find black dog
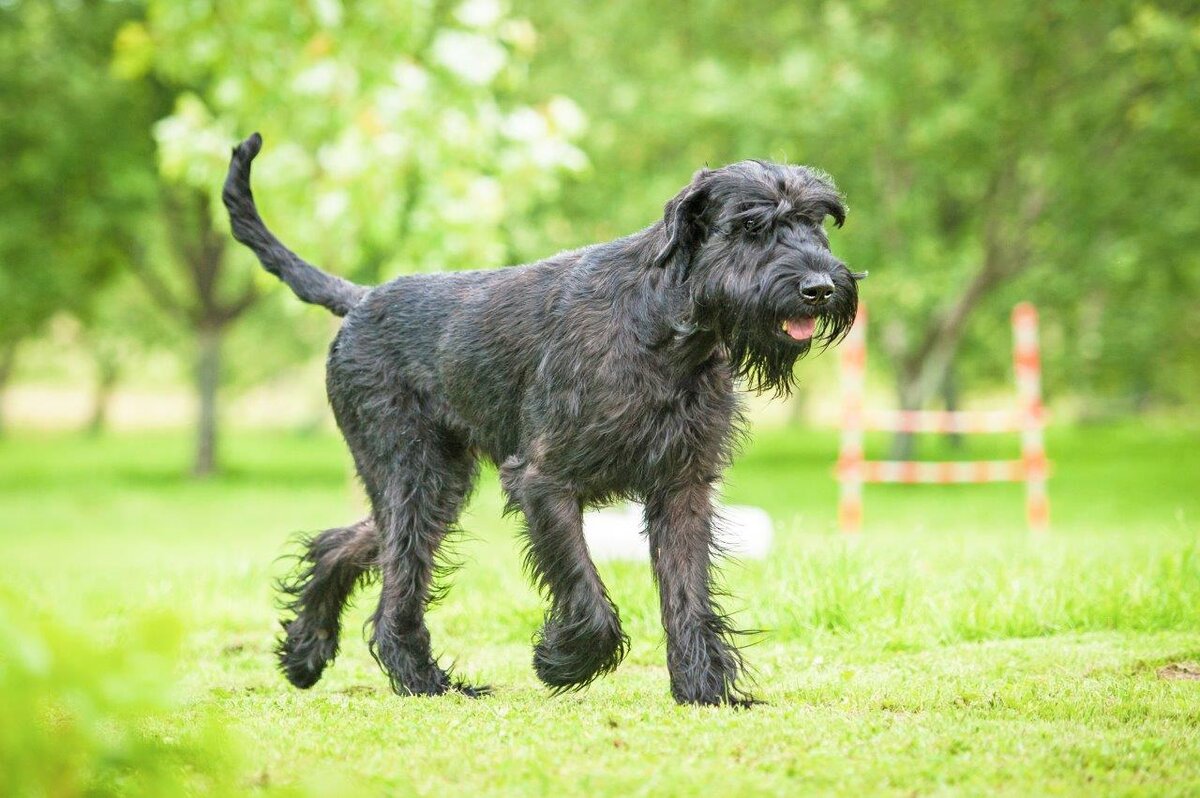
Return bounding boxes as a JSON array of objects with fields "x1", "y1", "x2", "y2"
[{"x1": 222, "y1": 133, "x2": 861, "y2": 706}]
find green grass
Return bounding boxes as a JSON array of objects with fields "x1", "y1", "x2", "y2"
[{"x1": 1, "y1": 422, "x2": 1198, "y2": 796}]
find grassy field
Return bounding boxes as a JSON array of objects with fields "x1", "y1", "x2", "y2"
[{"x1": 1, "y1": 422, "x2": 1198, "y2": 796}]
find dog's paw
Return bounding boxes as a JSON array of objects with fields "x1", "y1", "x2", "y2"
[
  {"x1": 667, "y1": 633, "x2": 755, "y2": 707},
  {"x1": 276, "y1": 620, "x2": 337, "y2": 689},
  {"x1": 673, "y1": 686, "x2": 760, "y2": 708},
  {"x1": 533, "y1": 605, "x2": 629, "y2": 691},
  {"x1": 669, "y1": 666, "x2": 758, "y2": 708},
  {"x1": 671, "y1": 672, "x2": 758, "y2": 706},
  {"x1": 374, "y1": 648, "x2": 489, "y2": 698}
]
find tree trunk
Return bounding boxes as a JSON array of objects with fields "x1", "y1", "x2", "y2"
[
  {"x1": 887, "y1": 257, "x2": 1005, "y2": 458},
  {"x1": 193, "y1": 326, "x2": 222, "y2": 477},
  {"x1": 941, "y1": 366, "x2": 963, "y2": 450},
  {"x1": 0, "y1": 340, "x2": 17, "y2": 437},
  {"x1": 889, "y1": 370, "x2": 922, "y2": 460},
  {"x1": 134, "y1": 185, "x2": 259, "y2": 478},
  {"x1": 885, "y1": 169, "x2": 1046, "y2": 457},
  {"x1": 87, "y1": 355, "x2": 119, "y2": 437}
]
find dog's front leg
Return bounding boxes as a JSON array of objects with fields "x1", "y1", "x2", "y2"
[
  {"x1": 645, "y1": 481, "x2": 752, "y2": 706},
  {"x1": 501, "y1": 456, "x2": 628, "y2": 691}
]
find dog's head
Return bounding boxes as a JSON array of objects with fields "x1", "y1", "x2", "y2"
[{"x1": 654, "y1": 160, "x2": 862, "y2": 394}]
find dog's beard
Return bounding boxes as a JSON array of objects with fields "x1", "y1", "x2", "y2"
[
  {"x1": 704, "y1": 276, "x2": 858, "y2": 396},
  {"x1": 726, "y1": 330, "x2": 808, "y2": 395},
  {"x1": 725, "y1": 315, "x2": 852, "y2": 395}
]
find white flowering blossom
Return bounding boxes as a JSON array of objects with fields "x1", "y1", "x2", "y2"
[
  {"x1": 317, "y1": 132, "x2": 371, "y2": 180},
  {"x1": 310, "y1": 0, "x2": 343, "y2": 28},
  {"x1": 153, "y1": 94, "x2": 235, "y2": 188},
  {"x1": 454, "y1": 0, "x2": 503, "y2": 29},
  {"x1": 392, "y1": 61, "x2": 430, "y2": 92},
  {"x1": 374, "y1": 62, "x2": 431, "y2": 121},
  {"x1": 501, "y1": 107, "x2": 549, "y2": 142},
  {"x1": 315, "y1": 189, "x2": 350, "y2": 224},
  {"x1": 291, "y1": 60, "x2": 337, "y2": 96},
  {"x1": 498, "y1": 19, "x2": 537, "y2": 53},
  {"x1": 431, "y1": 30, "x2": 507, "y2": 85},
  {"x1": 291, "y1": 59, "x2": 357, "y2": 97},
  {"x1": 375, "y1": 131, "x2": 409, "y2": 160},
  {"x1": 145, "y1": 1, "x2": 589, "y2": 279},
  {"x1": 499, "y1": 102, "x2": 589, "y2": 174},
  {"x1": 546, "y1": 96, "x2": 587, "y2": 138}
]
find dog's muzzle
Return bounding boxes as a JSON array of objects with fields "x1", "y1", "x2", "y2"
[{"x1": 776, "y1": 270, "x2": 837, "y2": 342}]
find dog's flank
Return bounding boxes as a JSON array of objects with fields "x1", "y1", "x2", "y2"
[
  {"x1": 221, "y1": 132, "x2": 367, "y2": 317},
  {"x1": 226, "y1": 134, "x2": 859, "y2": 706}
]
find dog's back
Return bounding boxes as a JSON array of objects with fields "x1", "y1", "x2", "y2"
[{"x1": 326, "y1": 255, "x2": 574, "y2": 461}]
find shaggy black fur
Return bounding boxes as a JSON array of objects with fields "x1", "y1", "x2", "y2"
[{"x1": 223, "y1": 133, "x2": 862, "y2": 706}]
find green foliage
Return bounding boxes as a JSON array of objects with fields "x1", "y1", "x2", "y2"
[
  {"x1": 1, "y1": 0, "x2": 1198, "y2": 420},
  {"x1": 1030, "y1": 3, "x2": 1200, "y2": 408},
  {"x1": 85, "y1": 0, "x2": 597, "y2": 461},
  {"x1": 126, "y1": 0, "x2": 587, "y2": 281},
  {"x1": 0, "y1": 594, "x2": 235, "y2": 797},
  {"x1": 0, "y1": 0, "x2": 158, "y2": 346}
]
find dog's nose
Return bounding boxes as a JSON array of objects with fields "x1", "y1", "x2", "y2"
[{"x1": 799, "y1": 274, "x2": 835, "y2": 305}]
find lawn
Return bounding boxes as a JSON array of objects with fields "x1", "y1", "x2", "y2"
[{"x1": 1, "y1": 421, "x2": 1198, "y2": 796}]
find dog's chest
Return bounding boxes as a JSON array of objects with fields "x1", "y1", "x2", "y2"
[{"x1": 544, "y1": 356, "x2": 737, "y2": 492}]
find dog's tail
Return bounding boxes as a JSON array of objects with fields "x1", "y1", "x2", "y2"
[{"x1": 222, "y1": 133, "x2": 368, "y2": 317}]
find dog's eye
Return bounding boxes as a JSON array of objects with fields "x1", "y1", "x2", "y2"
[{"x1": 742, "y1": 219, "x2": 761, "y2": 235}]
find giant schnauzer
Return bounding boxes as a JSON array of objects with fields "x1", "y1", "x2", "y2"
[{"x1": 222, "y1": 133, "x2": 861, "y2": 706}]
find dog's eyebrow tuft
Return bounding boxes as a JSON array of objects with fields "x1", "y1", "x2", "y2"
[
  {"x1": 821, "y1": 197, "x2": 847, "y2": 228},
  {"x1": 796, "y1": 188, "x2": 847, "y2": 228}
]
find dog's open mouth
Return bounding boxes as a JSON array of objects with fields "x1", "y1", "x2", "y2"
[{"x1": 780, "y1": 317, "x2": 817, "y2": 342}]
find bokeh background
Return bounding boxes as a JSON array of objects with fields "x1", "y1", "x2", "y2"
[{"x1": 1, "y1": 1, "x2": 1198, "y2": 796}]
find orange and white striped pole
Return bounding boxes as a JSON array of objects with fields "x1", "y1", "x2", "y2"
[
  {"x1": 1012, "y1": 302, "x2": 1049, "y2": 533},
  {"x1": 838, "y1": 304, "x2": 867, "y2": 534}
]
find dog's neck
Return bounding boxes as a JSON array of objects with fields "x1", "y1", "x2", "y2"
[
  {"x1": 656, "y1": 278, "x2": 726, "y2": 378},
  {"x1": 678, "y1": 331, "x2": 729, "y2": 385}
]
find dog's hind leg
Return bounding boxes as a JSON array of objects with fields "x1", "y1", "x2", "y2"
[
  {"x1": 276, "y1": 518, "x2": 378, "y2": 688},
  {"x1": 501, "y1": 456, "x2": 629, "y2": 691},
  {"x1": 351, "y1": 416, "x2": 483, "y2": 697},
  {"x1": 645, "y1": 481, "x2": 753, "y2": 706}
]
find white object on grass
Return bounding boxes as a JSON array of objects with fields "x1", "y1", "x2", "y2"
[{"x1": 582, "y1": 502, "x2": 773, "y2": 562}]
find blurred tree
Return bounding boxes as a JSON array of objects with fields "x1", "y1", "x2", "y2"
[
  {"x1": 114, "y1": 0, "x2": 587, "y2": 474},
  {"x1": 119, "y1": 182, "x2": 260, "y2": 475},
  {"x1": 4, "y1": 0, "x2": 1194, "y2": 449},
  {"x1": 0, "y1": 0, "x2": 157, "y2": 435},
  {"x1": 76, "y1": 273, "x2": 181, "y2": 436},
  {"x1": 1024, "y1": 3, "x2": 1200, "y2": 415},
  {"x1": 0, "y1": 343, "x2": 15, "y2": 437}
]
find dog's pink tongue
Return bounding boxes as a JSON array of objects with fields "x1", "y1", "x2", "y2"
[{"x1": 786, "y1": 318, "x2": 817, "y2": 341}]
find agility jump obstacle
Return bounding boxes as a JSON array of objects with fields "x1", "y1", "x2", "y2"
[{"x1": 836, "y1": 303, "x2": 1048, "y2": 534}]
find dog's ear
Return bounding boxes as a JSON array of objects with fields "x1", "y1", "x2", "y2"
[{"x1": 654, "y1": 168, "x2": 715, "y2": 269}]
